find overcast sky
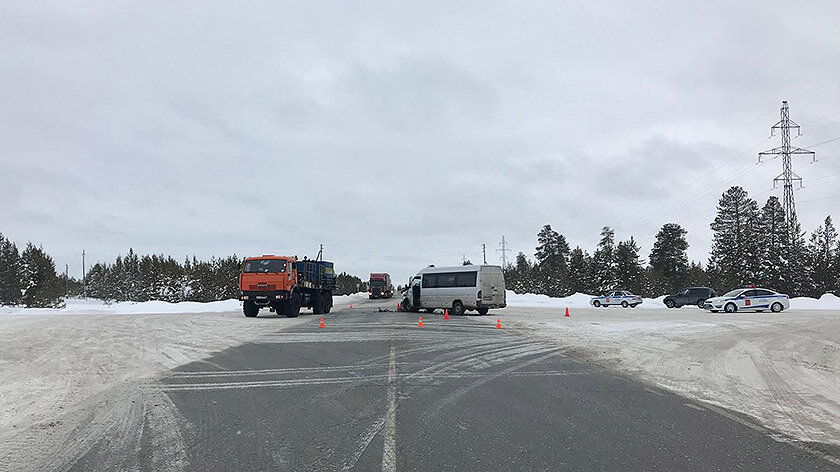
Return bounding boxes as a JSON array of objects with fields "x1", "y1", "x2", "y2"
[{"x1": 2, "y1": 1, "x2": 839, "y2": 286}]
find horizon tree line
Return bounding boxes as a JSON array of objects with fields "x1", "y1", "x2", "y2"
[
  {"x1": 504, "y1": 186, "x2": 838, "y2": 298},
  {"x1": 2, "y1": 186, "x2": 838, "y2": 308}
]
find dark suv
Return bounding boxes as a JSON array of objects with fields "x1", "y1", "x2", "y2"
[{"x1": 663, "y1": 287, "x2": 716, "y2": 308}]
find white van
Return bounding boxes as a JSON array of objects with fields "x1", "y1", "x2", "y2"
[{"x1": 400, "y1": 265, "x2": 506, "y2": 316}]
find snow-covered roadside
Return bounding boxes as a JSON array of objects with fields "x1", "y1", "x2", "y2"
[
  {"x1": 489, "y1": 303, "x2": 840, "y2": 447},
  {"x1": 0, "y1": 293, "x2": 367, "y2": 471},
  {"x1": 0, "y1": 292, "x2": 369, "y2": 316},
  {"x1": 505, "y1": 290, "x2": 840, "y2": 310}
]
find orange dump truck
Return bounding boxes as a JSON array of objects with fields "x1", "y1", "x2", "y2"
[{"x1": 239, "y1": 255, "x2": 335, "y2": 318}]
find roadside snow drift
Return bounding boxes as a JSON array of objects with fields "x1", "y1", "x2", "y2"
[{"x1": 506, "y1": 290, "x2": 840, "y2": 310}]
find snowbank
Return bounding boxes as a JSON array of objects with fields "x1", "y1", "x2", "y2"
[
  {"x1": 0, "y1": 292, "x2": 370, "y2": 316},
  {"x1": 790, "y1": 293, "x2": 840, "y2": 310},
  {"x1": 505, "y1": 290, "x2": 840, "y2": 311}
]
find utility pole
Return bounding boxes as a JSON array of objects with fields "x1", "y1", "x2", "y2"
[
  {"x1": 81, "y1": 249, "x2": 86, "y2": 298},
  {"x1": 317, "y1": 244, "x2": 323, "y2": 261},
  {"x1": 759, "y1": 100, "x2": 815, "y2": 234},
  {"x1": 482, "y1": 244, "x2": 487, "y2": 264},
  {"x1": 65, "y1": 264, "x2": 69, "y2": 297},
  {"x1": 496, "y1": 235, "x2": 511, "y2": 269}
]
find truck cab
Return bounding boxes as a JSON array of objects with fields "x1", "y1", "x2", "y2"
[{"x1": 368, "y1": 273, "x2": 393, "y2": 299}]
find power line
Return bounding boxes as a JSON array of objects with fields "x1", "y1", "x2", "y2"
[
  {"x1": 798, "y1": 193, "x2": 840, "y2": 204},
  {"x1": 804, "y1": 135, "x2": 840, "y2": 148},
  {"x1": 610, "y1": 136, "x2": 771, "y2": 231}
]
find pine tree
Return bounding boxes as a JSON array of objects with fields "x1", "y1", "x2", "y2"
[
  {"x1": 85, "y1": 262, "x2": 109, "y2": 301},
  {"x1": 0, "y1": 234, "x2": 23, "y2": 305},
  {"x1": 708, "y1": 186, "x2": 760, "y2": 292},
  {"x1": 19, "y1": 243, "x2": 64, "y2": 308},
  {"x1": 642, "y1": 267, "x2": 668, "y2": 298},
  {"x1": 335, "y1": 272, "x2": 365, "y2": 295},
  {"x1": 755, "y1": 197, "x2": 792, "y2": 292},
  {"x1": 685, "y1": 261, "x2": 710, "y2": 288},
  {"x1": 615, "y1": 237, "x2": 644, "y2": 294},
  {"x1": 504, "y1": 252, "x2": 536, "y2": 294},
  {"x1": 214, "y1": 255, "x2": 242, "y2": 300},
  {"x1": 649, "y1": 223, "x2": 689, "y2": 294},
  {"x1": 808, "y1": 215, "x2": 838, "y2": 297},
  {"x1": 534, "y1": 225, "x2": 571, "y2": 297},
  {"x1": 568, "y1": 246, "x2": 593, "y2": 294},
  {"x1": 122, "y1": 248, "x2": 141, "y2": 301},
  {"x1": 592, "y1": 226, "x2": 618, "y2": 293}
]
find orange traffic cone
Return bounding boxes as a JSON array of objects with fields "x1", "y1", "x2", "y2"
[
  {"x1": 444, "y1": 309, "x2": 449, "y2": 320},
  {"x1": 349, "y1": 304, "x2": 353, "y2": 309},
  {"x1": 564, "y1": 307, "x2": 570, "y2": 318},
  {"x1": 495, "y1": 318, "x2": 502, "y2": 329},
  {"x1": 397, "y1": 303, "x2": 400, "y2": 312},
  {"x1": 417, "y1": 316, "x2": 424, "y2": 328},
  {"x1": 319, "y1": 317, "x2": 325, "y2": 328}
]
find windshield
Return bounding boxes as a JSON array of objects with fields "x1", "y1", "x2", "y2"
[
  {"x1": 370, "y1": 280, "x2": 386, "y2": 287},
  {"x1": 722, "y1": 289, "x2": 746, "y2": 298},
  {"x1": 243, "y1": 259, "x2": 286, "y2": 273}
]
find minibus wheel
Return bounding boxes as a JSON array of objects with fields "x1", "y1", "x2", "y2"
[{"x1": 452, "y1": 301, "x2": 465, "y2": 316}]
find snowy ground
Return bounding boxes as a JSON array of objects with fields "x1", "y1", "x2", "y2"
[
  {"x1": 493, "y1": 291, "x2": 840, "y2": 447},
  {"x1": 0, "y1": 294, "x2": 367, "y2": 472}
]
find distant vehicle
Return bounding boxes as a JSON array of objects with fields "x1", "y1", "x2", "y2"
[
  {"x1": 703, "y1": 287, "x2": 789, "y2": 313},
  {"x1": 663, "y1": 287, "x2": 717, "y2": 308},
  {"x1": 590, "y1": 290, "x2": 642, "y2": 308},
  {"x1": 368, "y1": 273, "x2": 393, "y2": 299},
  {"x1": 400, "y1": 265, "x2": 506, "y2": 316},
  {"x1": 239, "y1": 255, "x2": 335, "y2": 318}
]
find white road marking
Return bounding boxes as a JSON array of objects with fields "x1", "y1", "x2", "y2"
[{"x1": 381, "y1": 346, "x2": 397, "y2": 472}]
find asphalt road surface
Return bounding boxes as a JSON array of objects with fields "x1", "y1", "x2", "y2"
[{"x1": 69, "y1": 297, "x2": 840, "y2": 471}]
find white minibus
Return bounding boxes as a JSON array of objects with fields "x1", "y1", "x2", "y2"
[{"x1": 400, "y1": 265, "x2": 506, "y2": 316}]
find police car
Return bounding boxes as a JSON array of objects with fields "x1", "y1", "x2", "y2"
[
  {"x1": 590, "y1": 290, "x2": 642, "y2": 308},
  {"x1": 703, "y1": 287, "x2": 790, "y2": 313}
]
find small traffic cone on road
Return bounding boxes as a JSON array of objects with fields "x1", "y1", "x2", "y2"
[
  {"x1": 349, "y1": 304, "x2": 353, "y2": 309},
  {"x1": 444, "y1": 309, "x2": 449, "y2": 320},
  {"x1": 417, "y1": 316, "x2": 424, "y2": 328},
  {"x1": 396, "y1": 302, "x2": 401, "y2": 312},
  {"x1": 495, "y1": 318, "x2": 502, "y2": 329},
  {"x1": 319, "y1": 317, "x2": 325, "y2": 328},
  {"x1": 564, "y1": 307, "x2": 570, "y2": 318}
]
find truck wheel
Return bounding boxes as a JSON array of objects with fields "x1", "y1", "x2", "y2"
[
  {"x1": 313, "y1": 294, "x2": 324, "y2": 315},
  {"x1": 452, "y1": 301, "x2": 465, "y2": 316},
  {"x1": 243, "y1": 301, "x2": 258, "y2": 318},
  {"x1": 324, "y1": 293, "x2": 332, "y2": 314},
  {"x1": 477, "y1": 307, "x2": 489, "y2": 316},
  {"x1": 286, "y1": 294, "x2": 301, "y2": 318}
]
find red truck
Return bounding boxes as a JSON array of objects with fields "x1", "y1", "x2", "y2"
[
  {"x1": 239, "y1": 255, "x2": 335, "y2": 318},
  {"x1": 368, "y1": 273, "x2": 393, "y2": 299}
]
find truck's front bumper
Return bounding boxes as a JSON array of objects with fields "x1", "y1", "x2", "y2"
[{"x1": 241, "y1": 291, "x2": 288, "y2": 305}]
